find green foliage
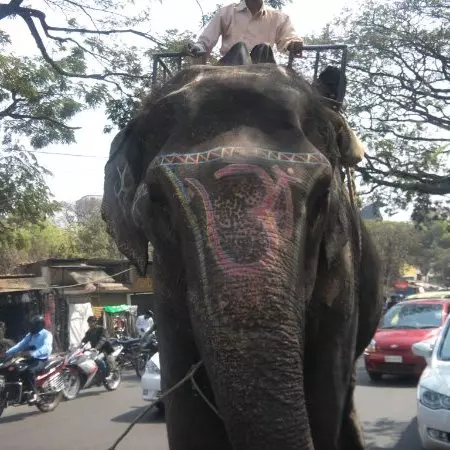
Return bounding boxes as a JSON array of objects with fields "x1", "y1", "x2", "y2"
[
  {"x1": 105, "y1": 29, "x2": 200, "y2": 130},
  {"x1": 57, "y1": 196, "x2": 123, "y2": 260},
  {"x1": 0, "y1": 196, "x2": 123, "y2": 273},
  {"x1": 0, "y1": 147, "x2": 59, "y2": 229},
  {"x1": 0, "y1": 0, "x2": 154, "y2": 226},
  {"x1": 0, "y1": 221, "x2": 79, "y2": 274},
  {"x1": 310, "y1": 0, "x2": 449, "y2": 207},
  {"x1": 365, "y1": 219, "x2": 450, "y2": 287},
  {"x1": 365, "y1": 221, "x2": 419, "y2": 285}
]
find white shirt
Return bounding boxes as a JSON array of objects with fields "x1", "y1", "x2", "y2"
[
  {"x1": 197, "y1": 1, "x2": 302, "y2": 56},
  {"x1": 136, "y1": 316, "x2": 154, "y2": 338}
]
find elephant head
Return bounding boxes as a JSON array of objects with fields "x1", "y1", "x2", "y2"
[{"x1": 102, "y1": 62, "x2": 374, "y2": 450}]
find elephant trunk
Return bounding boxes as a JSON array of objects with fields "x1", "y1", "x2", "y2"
[{"x1": 188, "y1": 265, "x2": 314, "y2": 450}]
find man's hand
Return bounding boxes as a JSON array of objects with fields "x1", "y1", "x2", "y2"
[
  {"x1": 287, "y1": 40, "x2": 303, "y2": 57},
  {"x1": 186, "y1": 41, "x2": 206, "y2": 57}
]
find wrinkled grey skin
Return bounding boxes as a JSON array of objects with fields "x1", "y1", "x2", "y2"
[{"x1": 102, "y1": 63, "x2": 383, "y2": 450}]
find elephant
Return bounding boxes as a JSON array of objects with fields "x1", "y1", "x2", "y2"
[{"x1": 101, "y1": 49, "x2": 383, "y2": 450}]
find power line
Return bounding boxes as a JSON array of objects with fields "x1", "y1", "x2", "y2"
[{"x1": 24, "y1": 150, "x2": 108, "y2": 159}]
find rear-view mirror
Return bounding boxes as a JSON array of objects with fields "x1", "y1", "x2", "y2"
[{"x1": 412, "y1": 341, "x2": 434, "y2": 359}]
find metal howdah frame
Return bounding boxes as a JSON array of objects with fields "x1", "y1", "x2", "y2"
[{"x1": 151, "y1": 44, "x2": 348, "y2": 105}]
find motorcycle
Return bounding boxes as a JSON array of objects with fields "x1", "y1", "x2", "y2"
[
  {"x1": 0, "y1": 353, "x2": 65, "y2": 417},
  {"x1": 135, "y1": 330, "x2": 158, "y2": 378},
  {"x1": 62, "y1": 343, "x2": 123, "y2": 400},
  {"x1": 110, "y1": 336, "x2": 142, "y2": 372}
]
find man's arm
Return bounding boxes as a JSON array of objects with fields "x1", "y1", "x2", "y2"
[
  {"x1": 196, "y1": 8, "x2": 223, "y2": 55},
  {"x1": 6, "y1": 334, "x2": 31, "y2": 356},
  {"x1": 30, "y1": 331, "x2": 53, "y2": 359},
  {"x1": 81, "y1": 330, "x2": 90, "y2": 345},
  {"x1": 275, "y1": 14, "x2": 303, "y2": 53},
  {"x1": 94, "y1": 327, "x2": 108, "y2": 350}
]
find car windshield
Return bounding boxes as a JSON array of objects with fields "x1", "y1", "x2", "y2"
[{"x1": 380, "y1": 303, "x2": 443, "y2": 330}]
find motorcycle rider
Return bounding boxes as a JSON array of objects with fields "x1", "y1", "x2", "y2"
[
  {"x1": 135, "y1": 309, "x2": 154, "y2": 338},
  {"x1": 5, "y1": 315, "x2": 53, "y2": 403},
  {"x1": 80, "y1": 316, "x2": 117, "y2": 379}
]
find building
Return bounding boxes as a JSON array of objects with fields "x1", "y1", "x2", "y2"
[
  {"x1": 0, "y1": 275, "x2": 68, "y2": 350},
  {"x1": 13, "y1": 258, "x2": 155, "y2": 346}
]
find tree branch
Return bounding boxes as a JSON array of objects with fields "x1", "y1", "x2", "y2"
[{"x1": 7, "y1": 113, "x2": 81, "y2": 129}]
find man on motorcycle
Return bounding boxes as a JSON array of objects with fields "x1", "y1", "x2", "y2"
[
  {"x1": 187, "y1": 0, "x2": 303, "y2": 63},
  {"x1": 81, "y1": 316, "x2": 117, "y2": 378},
  {"x1": 5, "y1": 315, "x2": 53, "y2": 403},
  {"x1": 135, "y1": 309, "x2": 154, "y2": 338}
]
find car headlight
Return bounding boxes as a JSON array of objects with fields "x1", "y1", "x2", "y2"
[
  {"x1": 366, "y1": 339, "x2": 377, "y2": 352},
  {"x1": 419, "y1": 386, "x2": 450, "y2": 410},
  {"x1": 145, "y1": 359, "x2": 160, "y2": 374}
]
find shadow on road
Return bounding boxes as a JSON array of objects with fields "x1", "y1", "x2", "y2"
[
  {"x1": 364, "y1": 417, "x2": 421, "y2": 450},
  {"x1": 0, "y1": 410, "x2": 40, "y2": 423},
  {"x1": 110, "y1": 405, "x2": 165, "y2": 424},
  {"x1": 356, "y1": 365, "x2": 419, "y2": 389}
]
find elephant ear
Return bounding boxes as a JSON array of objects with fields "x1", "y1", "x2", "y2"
[
  {"x1": 314, "y1": 170, "x2": 353, "y2": 308},
  {"x1": 101, "y1": 126, "x2": 149, "y2": 275}
]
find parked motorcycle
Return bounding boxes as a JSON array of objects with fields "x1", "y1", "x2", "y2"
[
  {"x1": 62, "y1": 343, "x2": 123, "y2": 400},
  {"x1": 110, "y1": 336, "x2": 141, "y2": 372},
  {"x1": 135, "y1": 330, "x2": 158, "y2": 378},
  {"x1": 0, "y1": 353, "x2": 65, "y2": 417}
]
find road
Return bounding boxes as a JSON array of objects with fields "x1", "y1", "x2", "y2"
[{"x1": 0, "y1": 361, "x2": 422, "y2": 450}]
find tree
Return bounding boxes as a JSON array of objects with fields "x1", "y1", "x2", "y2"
[
  {"x1": 364, "y1": 220, "x2": 419, "y2": 285},
  {"x1": 311, "y1": 0, "x2": 449, "y2": 209},
  {"x1": 0, "y1": 0, "x2": 159, "y2": 226},
  {"x1": 0, "y1": 221, "x2": 79, "y2": 273},
  {"x1": 57, "y1": 196, "x2": 123, "y2": 259},
  {"x1": 410, "y1": 220, "x2": 450, "y2": 284}
]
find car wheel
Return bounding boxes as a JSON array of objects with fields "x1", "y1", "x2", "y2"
[{"x1": 368, "y1": 371, "x2": 382, "y2": 381}]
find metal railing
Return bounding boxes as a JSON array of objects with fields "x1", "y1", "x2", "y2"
[{"x1": 151, "y1": 44, "x2": 348, "y2": 103}]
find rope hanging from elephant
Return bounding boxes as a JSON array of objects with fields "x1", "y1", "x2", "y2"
[{"x1": 107, "y1": 360, "x2": 216, "y2": 449}]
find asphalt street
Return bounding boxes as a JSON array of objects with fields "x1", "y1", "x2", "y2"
[{"x1": 0, "y1": 361, "x2": 422, "y2": 450}]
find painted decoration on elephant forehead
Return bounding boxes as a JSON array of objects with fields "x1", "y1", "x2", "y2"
[
  {"x1": 164, "y1": 162, "x2": 304, "y2": 278},
  {"x1": 150, "y1": 147, "x2": 330, "y2": 167}
]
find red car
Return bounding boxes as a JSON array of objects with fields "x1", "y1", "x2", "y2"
[{"x1": 364, "y1": 299, "x2": 450, "y2": 381}]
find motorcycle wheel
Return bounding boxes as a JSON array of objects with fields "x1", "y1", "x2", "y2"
[
  {"x1": 36, "y1": 391, "x2": 63, "y2": 413},
  {"x1": 135, "y1": 354, "x2": 149, "y2": 378},
  {"x1": 62, "y1": 369, "x2": 81, "y2": 400},
  {"x1": 103, "y1": 370, "x2": 121, "y2": 391}
]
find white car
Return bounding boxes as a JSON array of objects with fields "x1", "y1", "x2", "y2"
[
  {"x1": 141, "y1": 352, "x2": 163, "y2": 412},
  {"x1": 413, "y1": 316, "x2": 450, "y2": 449}
]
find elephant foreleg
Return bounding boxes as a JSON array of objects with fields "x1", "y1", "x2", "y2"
[{"x1": 338, "y1": 365, "x2": 365, "y2": 450}]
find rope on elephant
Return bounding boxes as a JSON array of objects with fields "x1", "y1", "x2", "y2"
[
  {"x1": 345, "y1": 166, "x2": 357, "y2": 210},
  {"x1": 107, "y1": 360, "x2": 205, "y2": 450}
]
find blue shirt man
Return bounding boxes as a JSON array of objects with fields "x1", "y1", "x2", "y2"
[
  {"x1": 6, "y1": 315, "x2": 53, "y2": 403},
  {"x1": 6, "y1": 328, "x2": 53, "y2": 359}
]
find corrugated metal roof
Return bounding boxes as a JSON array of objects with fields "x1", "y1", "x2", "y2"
[{"x1": 0, "y1": 277, "x2": 49, "y2": 293}]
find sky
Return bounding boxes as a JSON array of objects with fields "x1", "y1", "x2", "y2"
[{"x1": 2, "y1": 0, "x2": 411, "y2": 220}]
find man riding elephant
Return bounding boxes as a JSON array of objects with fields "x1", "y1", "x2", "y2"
[{"x1": 187, "y1": 0, "x2": 303, "y2": 64}]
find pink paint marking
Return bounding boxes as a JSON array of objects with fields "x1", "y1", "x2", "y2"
[{"x1": 185, "y1": 163, "x2": 301, "y2": 276}]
